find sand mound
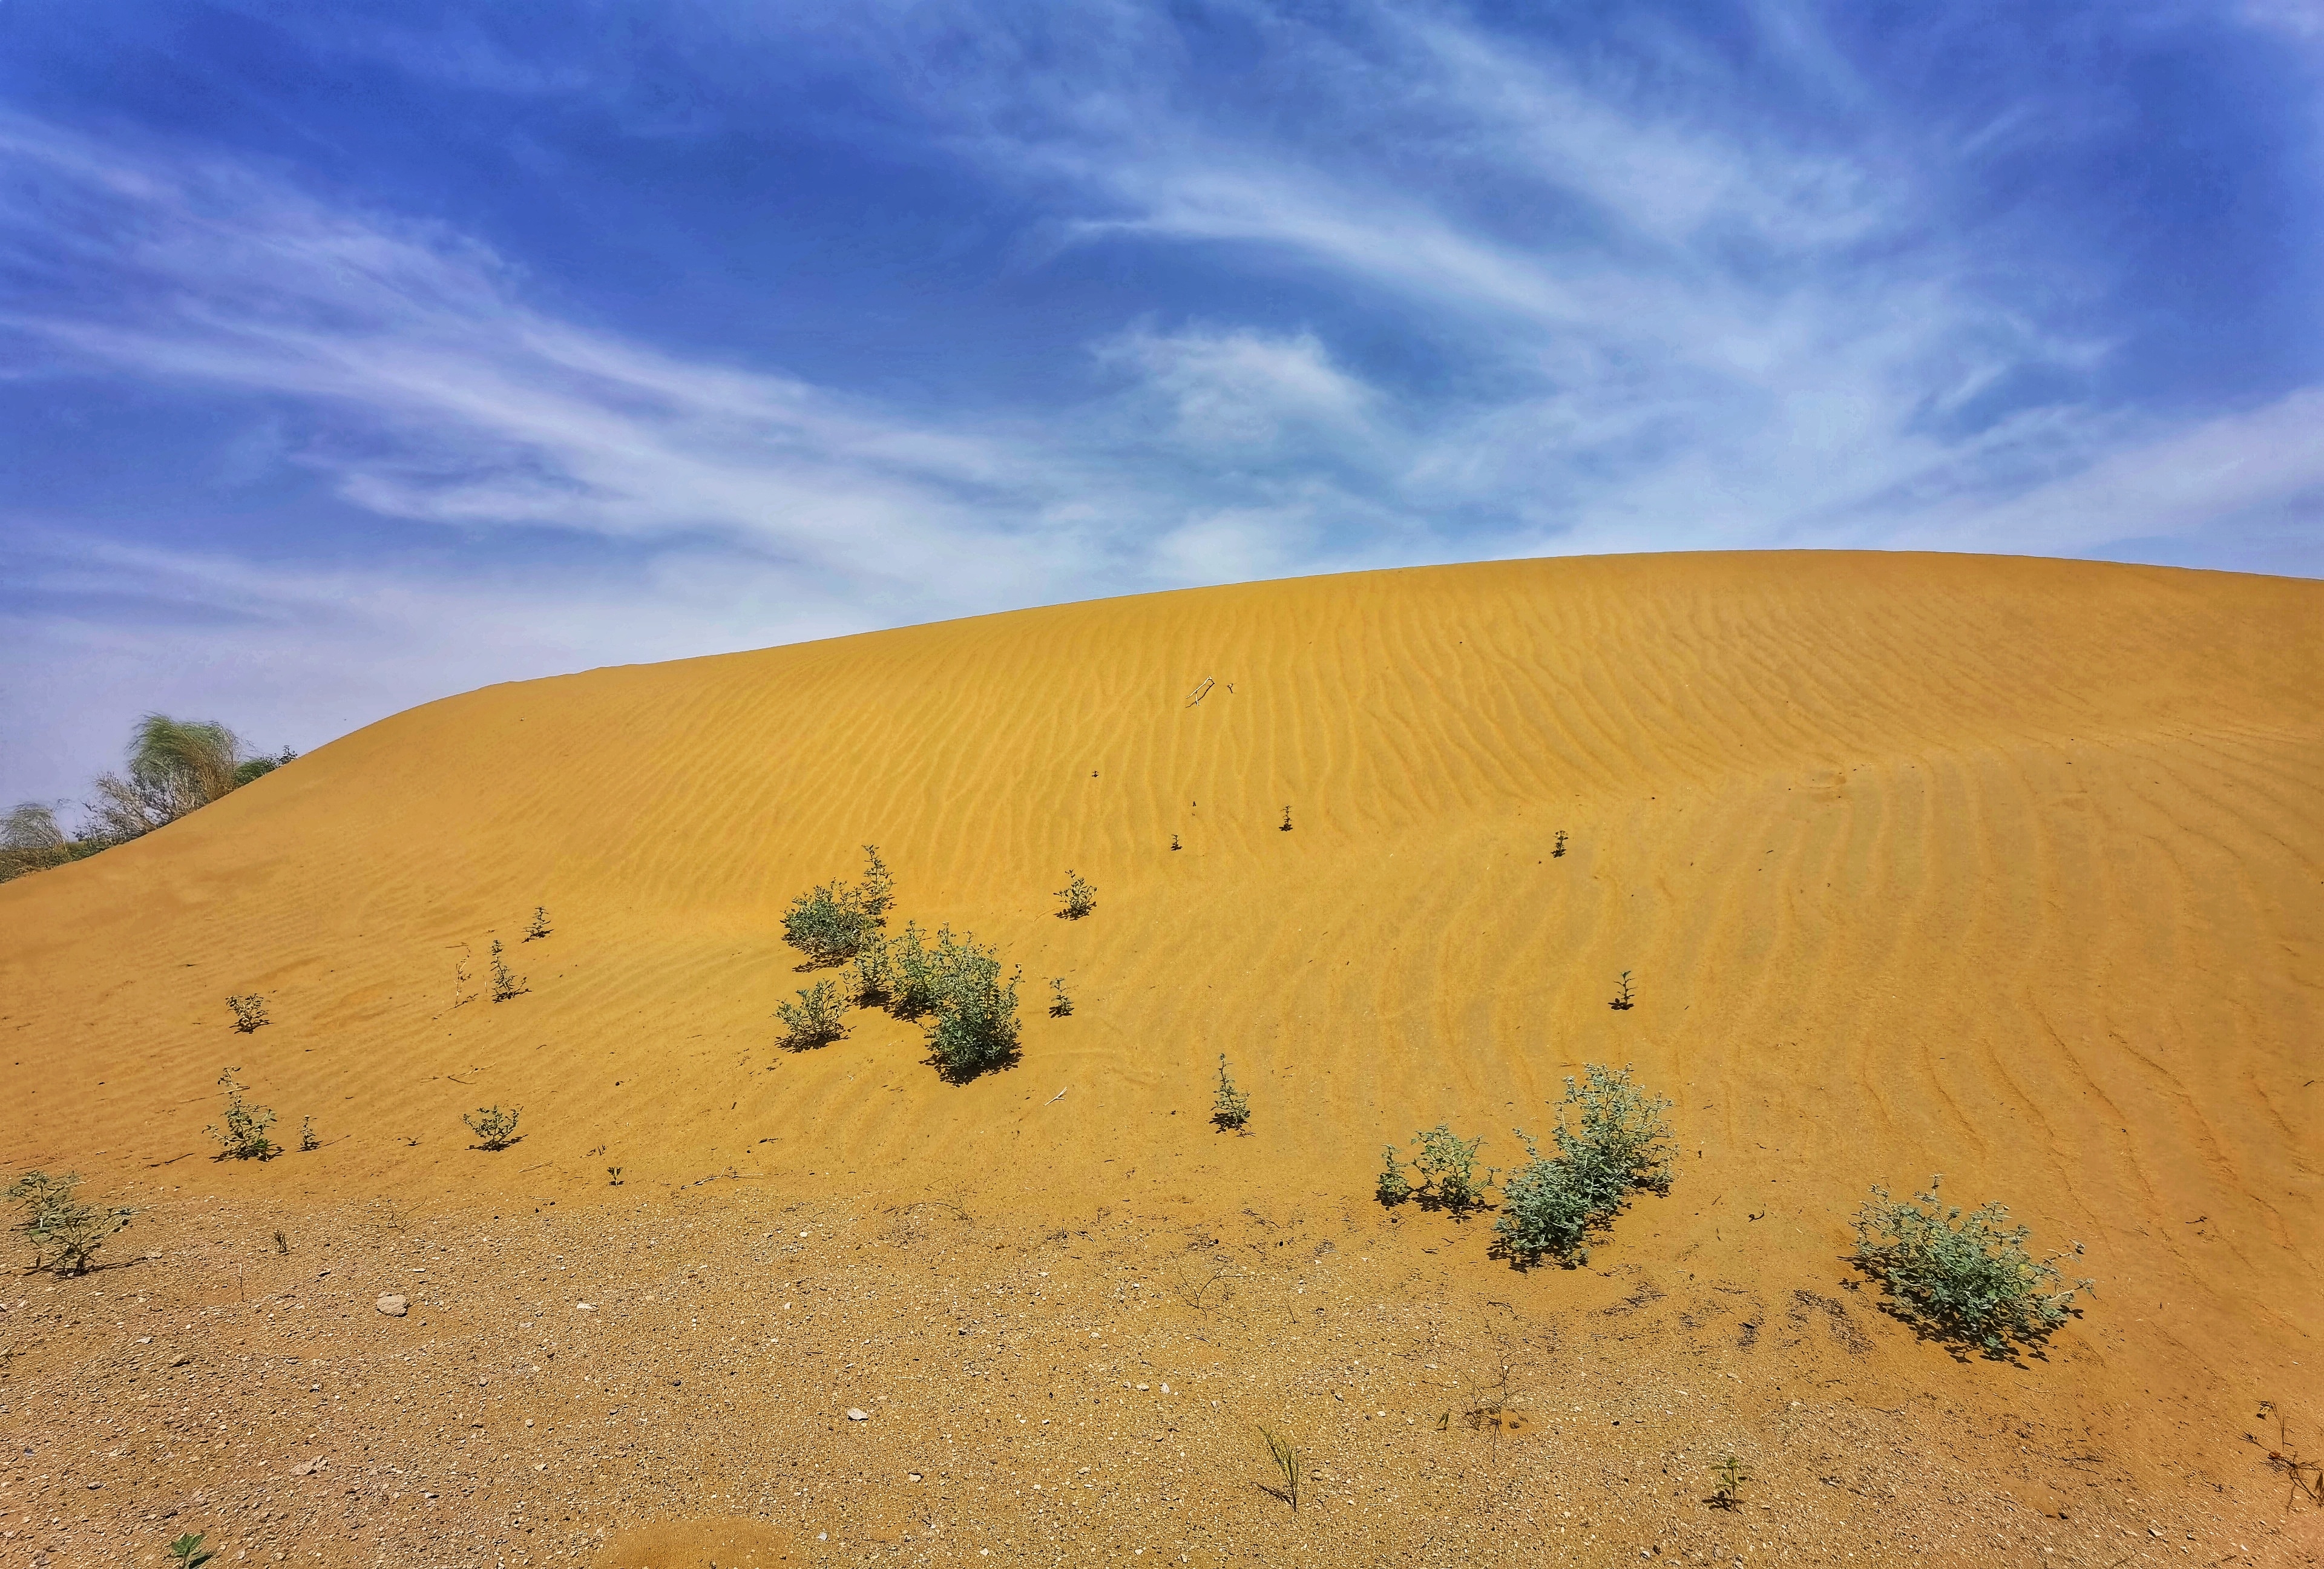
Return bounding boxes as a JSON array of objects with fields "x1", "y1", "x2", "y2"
[{"x1": 4, "y1": 551, "x2": 2319, "y2": 1564}]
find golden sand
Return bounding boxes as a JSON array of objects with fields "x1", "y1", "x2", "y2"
[{"x1": 3, "y1": 552, "x2": 2319, "y2": 1565}]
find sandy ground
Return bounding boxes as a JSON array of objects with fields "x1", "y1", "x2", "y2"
[{"x1": 1, "y1": 551, "x2": 2319, "y2": 1567}]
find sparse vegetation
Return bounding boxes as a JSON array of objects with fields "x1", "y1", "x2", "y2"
[
  {"x1": 2, "y1": 716, "x2": 294, "y2": 883},
  {"x1": 206, "y1": 1068, "x2": 278, "y2": 1160},
  {"x1": 1279, "y1": 804, "x2": 1293, "y2": 832},
  {"x1": 1048, "y1": 976, "x2": 1073, "y2": 1017},
  {"x1": 1054, "y1": 870, "x2": 1095, "y2": 919},
  {"x1": 783, "y1": 846, "x2": 892, "y2": 965},
  {"x1": 490, "y1": 939, "x2": 527, "y2": 1001},
  {"x1": 923, "y1": 936, "x2": 1022, "y2": 1081},
  {"x1": 299, "y1": 1116, "x2": 318, "y2": 1151},
  {"x1": 1552, "y1": 829, "x2": 1567, "y2": 857},
  {"x1": 273, "y1": 1228, "x2": 289, "y2": 1255},
  {"x1": 1375, "y1": 1144, "x2": 1413, "y2": 1205},
  {"x1": 1377, "y1": 1123, "x2": 1492, "y2": 1214},
  {"x1": 524, "y1": 906, "x2": 553, "y2": 941},
  {"x1": 607, "y1": 1166, "x2": 624, "y2": 1187},
  {"x1": 848, "y1": 931, "x2": 896, "y2": 1006},
  {"x1": 166, "y1": 1531, "x2": 216, "y2": 1569},
  {"x1": 1169, "y1": 833, "x2": 1181, "y2": 851},
  {"x1": 464, "y1": 1105, "x2": 523, "y2": 1151},
  {"x1": 5, "y1": 1170, "x2": 132, "y2": 1275},
  {"x1": 226, "y1": 992, "x2": 269, "y2": 1033},
  {"x1": 1257, "y1": 1427, "x2": 1307, "y2": 1511},
  {"x1": 776, "y1": 979, "x2": 849, "y2": 1050},
  {"x1": 1495, "y1": 1063, "x2": 1676, "y2": 1266},
  {"x1": 1609, "y1": 969, "x2": 1635, "y2": 1010},
  {"x1": 1212, "y1": 1054, "x2": 1250, "y2": 1130},
  {"x1": 1850, "y1": 1176, "x2": 2093, "y2": 1357},
  {"x1": 1708, "y1": 1453, "x2": 1751, "y2": 1510},
  {"x1": 2252, "y1": 1403, "x2": 2324, "y2": 1511}
]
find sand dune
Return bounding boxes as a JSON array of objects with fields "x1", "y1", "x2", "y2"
[{"x1": 4, "y1": 551, "x2": 2320, "y2": 1565}]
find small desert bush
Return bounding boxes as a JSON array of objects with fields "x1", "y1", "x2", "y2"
[
  {"x1": 1850, "y1": 1176, "x2": 2093, "y2": 1357},
  {"x1": 1048, "y1": 976, "x2": 1073, "y2": 1016},
  {"x1": 464, "y1": 1105, "x2": 523, "y2": 1150},
  {"x1": 524, "y1": 906, "x2": 553, "y2": 941},
  {"x1": 6, "y1": 1169, "x2": 133, "y2": 1275},
  {"x1": 206, "y1": 1068, "x2": 278, "y2": 1160},
  {"x1": 1377, "y1": 1123, "x2": 1491, "y2": 1213},
  {"x1": 1375, "y1": 1144, "x2": 1413, "y2": 1204},
  {"x1": 783, "y1": 846, "x2": 893, "y2": 965},
  {"x1": 1495, "y1": 1063, "x2": 1675, "y2": 1266},
  {"x1": 926, "y1": 942, "x2": 1022, "y2": 1081},
  {"x1": 1212, "y1": 1054, "x2": 1250, "y2": 1130},
  {"x1": 847, "y1": 932, "x2": 895, "y2": 1005},
  {"x1": 226, "y1": 993, "x2": 269, "y2": 1033},
  {"x1": 1054, "y1": 870, "x2": 1095, "y2": 919},
  {"x1": 489, "y1": 939, "x2": 527, "y2": 1001},
  {"x1": 776, "y1": 979, "x2": 849, "y2": 1050}
]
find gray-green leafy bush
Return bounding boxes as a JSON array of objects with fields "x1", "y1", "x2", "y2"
[
  {"x1": 5, "y1": 1169, "x2": 133, "y2": 1275},
  {"x1": 1377, "y1": 1123, "x2": 1492, "y2": 1214},
  {"x1": 1495, "y1": 1063, "x2": 1675, "y2": 1266},
  {"x1": 776, "y1": 979, "x2": 849, "y2": 1050},
  {"x1": 206, "y1": 1068, "x2": 278, "y2": 1160},
  {"x1": 464, "y1": 1105, "x2": 523, "y2": 1150},
  {"x1": 1212, "y1": 1054, "x2": 1250, "y2": 1130},
  {"x1": 1054, "y1": 870, "x2": 1095, "y2": 919},
  {"x1": 924, "y1": 935, "x2": 1022, "y2": 1081},
  {"x1": 226, "y1": 992, "x2": 269, "y2": 1033},
  {"x1": 848, "y1": 931, "x2": 895, "y2": 1006},
  {"x1": 490, "y1": 939, "x2": 527, "y2": 1002},
  {"x1": 1850, "y1": 1176, "x2": 2093, "y2": 1357},
  {"x1": 783, "y1": 845, "x2": 892, "y2": 965}
]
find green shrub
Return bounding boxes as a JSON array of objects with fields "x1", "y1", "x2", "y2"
[
  {"x1": 1212, "y1": 1054, "x2": 1250, "y2": 1130},
  {"x1": 1375, "y1": 1145, "x2": 1413, "y2": 1205},
  {"x1": 776, "y1": 979, "x2": 849, "y2": 1050},
  {"x1": 166, "y1": 1530, "x2": 215, "y2": 1568},
  {"x1": 1494, "y1": 1063, "x2": 1675, "y2": 1266},
  {"x1": 226, "y1": 993, "x2": 269, "y2": 1033},
  {"x1": 782, "y1": 846, "x2": 893, "y2": 965},
  {"x1": 464, "y1": 1105, "x2": 523, "y2": 1150},
  {"x1": 848, "y1": 932, "x2": 895, "y2": 1005},
  {"x1": 1850, "y1": 1176, "x2": 2092, "y2": 1357},
  {"x1": 299, "y1": 1116, "x2": 319, "y2": 1152},
  {"x1": 1407, "y1": 1123, "x2": 1492, "y2": 1213},
  {"x1": 882, "y1": 920, "x2": 944, "y2": 1018},
  {"x1": 206, "y1": 1068, "x2": 278, "y2": 1160},
  {"x1": 919, "y1": 929, "x2": 1020, "y2": 1079},
  {"x1": 1493, "y1": 1136, "x2": 1595, "y2": 1261},
  {"x1": 783, "y1": 882, "x2": 874, "y2": 964},
  {"x1": 1055, "y1": 870, "x2": 1095, "y2": 919},
  {"x1": 1048, "y1": 976, "x2": 1072, "y2": 1016},
  {"x1": 5, "y1": 1170, "x2": 132, "y2": 1275},
  {"x1": 856, "y1": 845, "x2": 894, "y2": 923}
]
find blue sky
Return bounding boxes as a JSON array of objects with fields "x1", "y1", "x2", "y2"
[{"x1": 4, "y1": 1, "x2": 2321, "y2": 805}]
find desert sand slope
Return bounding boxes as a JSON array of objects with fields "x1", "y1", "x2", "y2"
[{"x1": 2, "y1": 550, "x2": 2321, "y2": 1562}]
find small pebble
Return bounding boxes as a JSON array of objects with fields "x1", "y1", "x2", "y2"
[{"x1": 375, "y1": 1294, "x2": 409, "y2": 1317}]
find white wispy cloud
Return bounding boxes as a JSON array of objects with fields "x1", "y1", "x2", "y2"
[{"x1": 2, "y1": 1, "x2": 2319, "y2": 802}]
